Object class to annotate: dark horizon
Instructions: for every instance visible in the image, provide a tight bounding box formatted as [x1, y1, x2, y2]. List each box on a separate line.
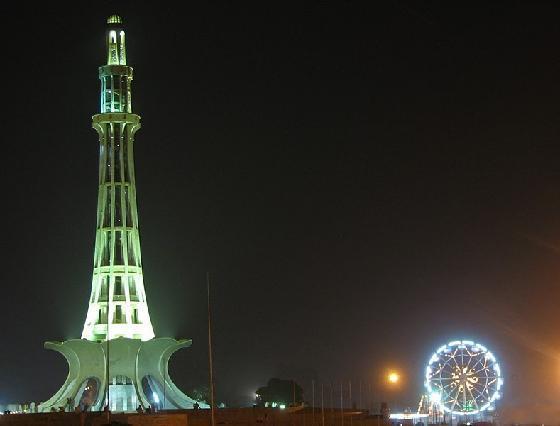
[1, 2, 560, 423]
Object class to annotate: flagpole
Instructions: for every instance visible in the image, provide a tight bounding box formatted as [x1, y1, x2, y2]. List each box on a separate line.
[106, 305, 111, 422]
[321, 383, 325, 426]
[207, 272, 216, 426]
[340, 382, 344, 426]
[349, 381, 352, 426]
[312, 380, 315, 426]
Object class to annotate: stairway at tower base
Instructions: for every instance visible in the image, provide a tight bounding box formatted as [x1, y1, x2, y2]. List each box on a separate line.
[38, 337, 207, 412]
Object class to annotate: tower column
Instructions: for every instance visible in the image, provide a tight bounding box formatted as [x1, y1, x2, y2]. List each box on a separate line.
[41, 15, 203, 413]
[81, 14, 154, 342]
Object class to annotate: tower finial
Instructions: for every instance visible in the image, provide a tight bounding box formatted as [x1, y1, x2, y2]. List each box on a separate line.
[107, 15, 122, 24]
[106, 15, 126, 65]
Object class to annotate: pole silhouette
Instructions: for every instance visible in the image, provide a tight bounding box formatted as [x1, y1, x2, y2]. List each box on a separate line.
[207, 272, 216, 426]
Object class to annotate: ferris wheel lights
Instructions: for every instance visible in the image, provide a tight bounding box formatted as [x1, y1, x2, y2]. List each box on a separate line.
[429, 391, 441, 403]
[426, 339, 502, 415]
[494, 363, 501, 376]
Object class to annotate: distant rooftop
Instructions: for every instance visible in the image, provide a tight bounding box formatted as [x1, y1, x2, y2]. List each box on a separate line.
[107, 15, 122, 24]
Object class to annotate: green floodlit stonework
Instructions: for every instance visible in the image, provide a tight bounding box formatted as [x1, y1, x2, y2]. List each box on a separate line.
[40, 16, 205, 412]
[81, 15, 154, 342]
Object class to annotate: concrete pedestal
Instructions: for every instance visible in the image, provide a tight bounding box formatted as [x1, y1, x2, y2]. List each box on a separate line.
[39, 337, 207, 412]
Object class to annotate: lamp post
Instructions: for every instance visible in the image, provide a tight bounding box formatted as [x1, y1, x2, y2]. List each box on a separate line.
[385, 370, 401, 419]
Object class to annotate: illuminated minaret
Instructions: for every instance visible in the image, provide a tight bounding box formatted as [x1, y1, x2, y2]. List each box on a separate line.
[82, 15, 155, 341]
[41, 16, 204, 412]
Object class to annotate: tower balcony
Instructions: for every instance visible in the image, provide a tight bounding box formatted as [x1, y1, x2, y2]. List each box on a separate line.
[91, 323, 154, 341]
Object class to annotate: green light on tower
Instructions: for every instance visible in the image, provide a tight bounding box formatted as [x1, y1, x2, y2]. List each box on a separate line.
[81, 14, 154, 341]
[41, 15, 205, 413]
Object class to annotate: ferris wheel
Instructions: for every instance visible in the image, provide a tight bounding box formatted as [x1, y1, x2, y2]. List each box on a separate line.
[425, 340, 503, 415]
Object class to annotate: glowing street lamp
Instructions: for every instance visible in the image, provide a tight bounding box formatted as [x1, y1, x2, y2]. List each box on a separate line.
[384, 370, 404, 414]
[388, 372, 400, 384]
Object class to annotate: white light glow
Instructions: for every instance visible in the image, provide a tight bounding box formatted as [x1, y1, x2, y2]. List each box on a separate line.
[425, 339, 502, 415]
[430, 392, 441, 403]
[494, 363, 501, 376]
[390, 413, 429, 420]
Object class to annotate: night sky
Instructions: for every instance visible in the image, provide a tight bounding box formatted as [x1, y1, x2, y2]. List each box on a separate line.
[2, 2, 560, 422]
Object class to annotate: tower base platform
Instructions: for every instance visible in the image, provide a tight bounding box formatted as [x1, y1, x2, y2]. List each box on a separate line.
[39, 337, 207, 412]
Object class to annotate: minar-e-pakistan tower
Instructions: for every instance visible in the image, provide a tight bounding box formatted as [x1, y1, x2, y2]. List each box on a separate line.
[40, 16, 204, 412]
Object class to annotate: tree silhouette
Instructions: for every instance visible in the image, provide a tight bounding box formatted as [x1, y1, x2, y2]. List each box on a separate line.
[256, 378, 303, 406]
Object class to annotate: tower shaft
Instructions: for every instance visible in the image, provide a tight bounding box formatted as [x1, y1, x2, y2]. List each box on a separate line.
[41, 16, 203, 412]
[82, 16, 154, 341]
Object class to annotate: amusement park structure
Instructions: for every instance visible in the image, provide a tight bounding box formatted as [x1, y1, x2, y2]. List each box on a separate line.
[422, 339, 503, 423]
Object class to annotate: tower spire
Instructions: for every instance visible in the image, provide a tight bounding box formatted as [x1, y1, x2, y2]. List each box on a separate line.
[41, 17, 205, 412]
[81, 15, 155, 342]
[106, 15, 126, 66]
